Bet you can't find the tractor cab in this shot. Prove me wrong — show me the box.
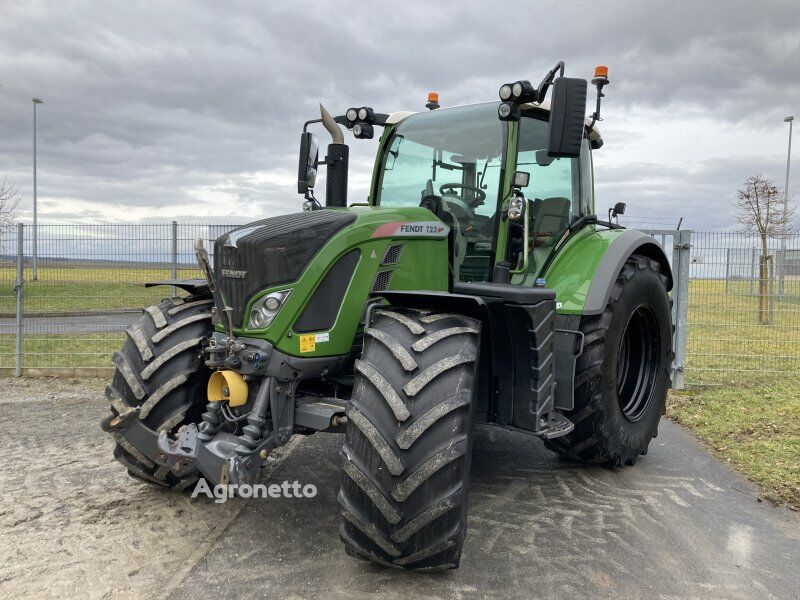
[372,100,601,284]
[298,62,608,288]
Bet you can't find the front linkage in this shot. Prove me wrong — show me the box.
[102,332,348,487]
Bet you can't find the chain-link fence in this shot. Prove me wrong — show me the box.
[0,222,246,374]
[1,222,798,387]
[685,231,800,384]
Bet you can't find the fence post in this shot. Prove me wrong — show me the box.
[749,246,756,296]
[171,220,178,297]
[724,247,731,293]
[671,230,691,389]
[15,223,24,377]
[768,254,775,320]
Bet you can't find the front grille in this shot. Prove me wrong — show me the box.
[371,270,393,292]
[213,210,356,327]
[381,244,404,265]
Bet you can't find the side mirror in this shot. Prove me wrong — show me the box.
[297,132,319,194]
[612,202,626,217]
[547,77,588,158]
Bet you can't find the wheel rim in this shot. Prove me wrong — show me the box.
[616,304,661,422]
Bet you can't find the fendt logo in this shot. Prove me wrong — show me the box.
[221,269,248,279]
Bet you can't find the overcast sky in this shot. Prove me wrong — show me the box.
[1,0,798,229]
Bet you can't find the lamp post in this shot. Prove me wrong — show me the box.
[781,116,794,296]
[32,97,44,281]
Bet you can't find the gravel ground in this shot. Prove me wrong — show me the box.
[0,378,295,599]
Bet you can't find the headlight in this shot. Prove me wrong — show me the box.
[511,80,536,102]
[346,108,358,122]
[250,309,266,328]
[498,102,519,121]
[248,290,291,329]
[357,106,374,122]
[499,83,513,101]
[264,296,281,311]
[508,196,525,221]
[353,123,374,139]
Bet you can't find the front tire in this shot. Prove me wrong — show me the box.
[338,308,481,571]
[546,254,672,465]
[105,295,214,488]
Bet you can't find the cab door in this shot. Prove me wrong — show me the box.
[504,111,593,283]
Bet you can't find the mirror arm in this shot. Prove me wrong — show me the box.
[303,189,322,211]
[535,61,565,102]
[303,118,322,133]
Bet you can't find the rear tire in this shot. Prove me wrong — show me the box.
[105,295,214,489]
[338,307,480,571]
[545,254,672,465]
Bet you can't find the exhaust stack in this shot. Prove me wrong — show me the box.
[320,104,349,208]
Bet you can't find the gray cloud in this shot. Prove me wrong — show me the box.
[0,0,798,229]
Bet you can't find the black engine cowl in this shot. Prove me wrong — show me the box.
[214,210,356,327]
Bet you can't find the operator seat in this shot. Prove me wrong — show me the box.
[530,196,571,268]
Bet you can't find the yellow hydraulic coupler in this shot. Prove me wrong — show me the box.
[207,370,249,406]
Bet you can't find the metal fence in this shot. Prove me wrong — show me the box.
[684,231,800,384]
[1,222,798,387]
[0,222,246,375]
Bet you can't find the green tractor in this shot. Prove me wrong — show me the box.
[102,62,673,571]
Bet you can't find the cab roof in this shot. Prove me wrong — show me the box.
[385,99,602,146]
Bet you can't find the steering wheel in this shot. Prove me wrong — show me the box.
[439,183,486,204]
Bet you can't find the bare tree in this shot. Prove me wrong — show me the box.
[734,175,797,324]
[0,177,21,235]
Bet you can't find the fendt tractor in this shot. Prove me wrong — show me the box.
[101,62,674,570]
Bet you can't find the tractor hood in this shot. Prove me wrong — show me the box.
[213,206,451,335]
[215,210,357,327]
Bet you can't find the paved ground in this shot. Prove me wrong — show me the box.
[1,378,798,599]
[0,311,140,334]
[171,423,800,600]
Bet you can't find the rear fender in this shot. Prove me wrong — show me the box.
[583,230,672,315]
[544,228,672,316]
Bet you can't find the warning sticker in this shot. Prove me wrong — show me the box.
[299,335,316,353]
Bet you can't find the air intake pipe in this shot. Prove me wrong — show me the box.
[320,104,349,208]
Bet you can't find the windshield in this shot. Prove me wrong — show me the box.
[377,103,504,214]
[377,103,505,282]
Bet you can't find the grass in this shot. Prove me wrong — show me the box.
[0,333,123,368]
[668,376,800,510]
[670,279,800,509]
[0,266,200,314]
